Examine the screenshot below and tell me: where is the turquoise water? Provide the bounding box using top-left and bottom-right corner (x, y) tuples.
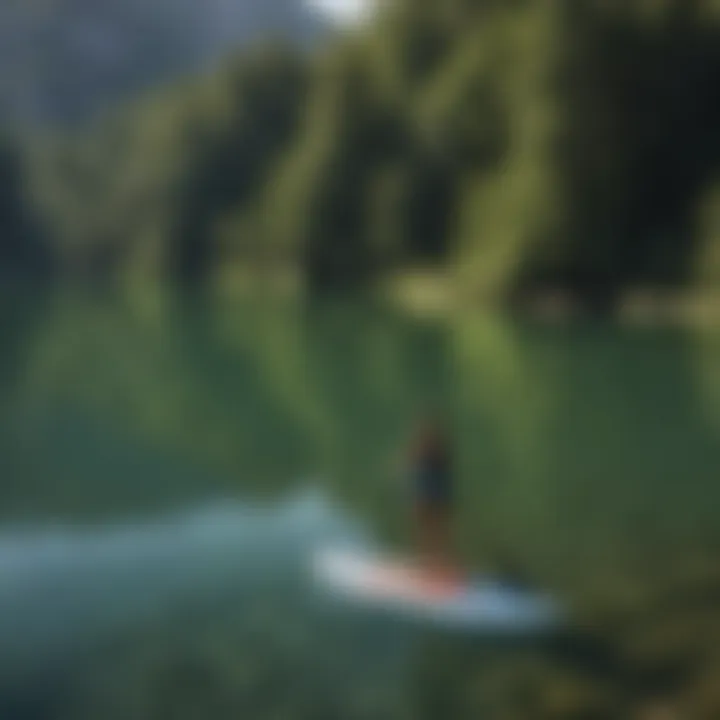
(2, 288), (720, 717)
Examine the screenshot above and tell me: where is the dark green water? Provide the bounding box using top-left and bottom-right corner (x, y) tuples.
(3, 290), (720, 564)
(2, 288), (720, 717)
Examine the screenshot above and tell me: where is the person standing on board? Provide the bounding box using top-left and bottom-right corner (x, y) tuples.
(399, 414), (458, 580)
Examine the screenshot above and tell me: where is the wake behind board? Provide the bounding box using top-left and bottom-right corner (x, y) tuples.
(312, 549), (563, 634)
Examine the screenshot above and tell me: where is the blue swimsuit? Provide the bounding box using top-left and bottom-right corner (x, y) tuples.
(413, 451), (452, 509)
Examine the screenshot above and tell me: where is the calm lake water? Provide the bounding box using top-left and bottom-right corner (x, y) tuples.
(2, 288), (720, 717)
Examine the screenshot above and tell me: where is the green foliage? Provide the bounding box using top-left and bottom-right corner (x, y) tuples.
(264, 41), (405, 289)
(31, 46), (309, 287)
(154, 48), (311, 286)
(0, 135), (52, 277)
(15, 0), (720, 306)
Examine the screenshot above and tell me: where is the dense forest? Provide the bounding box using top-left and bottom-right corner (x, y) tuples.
(0, 137), (52, 278)
(4, 0), (720, 311)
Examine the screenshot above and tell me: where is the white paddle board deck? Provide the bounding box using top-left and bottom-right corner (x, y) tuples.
(312, 549), (563, 634)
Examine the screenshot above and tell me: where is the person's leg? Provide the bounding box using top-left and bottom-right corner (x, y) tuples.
(432, 506), (455, 572)
(415, 502), (432, 564)
(419, 503), (456, 578)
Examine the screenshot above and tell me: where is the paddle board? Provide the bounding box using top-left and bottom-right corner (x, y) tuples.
(312, 548), (563, 633)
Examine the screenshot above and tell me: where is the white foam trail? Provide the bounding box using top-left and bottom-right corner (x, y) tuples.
(0, 487), (369, 679)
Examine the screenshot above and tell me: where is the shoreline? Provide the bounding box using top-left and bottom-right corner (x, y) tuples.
(10, 272), (720, 328)
(381, 270), (720, 327)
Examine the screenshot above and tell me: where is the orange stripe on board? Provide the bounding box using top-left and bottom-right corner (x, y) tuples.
(365, 566), (463, 601)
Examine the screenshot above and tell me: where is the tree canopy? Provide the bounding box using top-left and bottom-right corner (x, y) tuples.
(10, 0), (720, 311)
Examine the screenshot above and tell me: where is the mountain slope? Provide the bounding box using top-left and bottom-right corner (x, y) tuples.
(0, 0), (325, 125)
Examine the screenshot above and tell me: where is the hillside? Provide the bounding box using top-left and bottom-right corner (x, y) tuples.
(0, 136), (52, 277)
(0, 0), (325, 126)
(13, 0), (720, 313)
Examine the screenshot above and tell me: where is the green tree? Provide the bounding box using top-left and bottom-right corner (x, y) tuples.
(22, 0), (720, 307)
(0, 136), (51, 277)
